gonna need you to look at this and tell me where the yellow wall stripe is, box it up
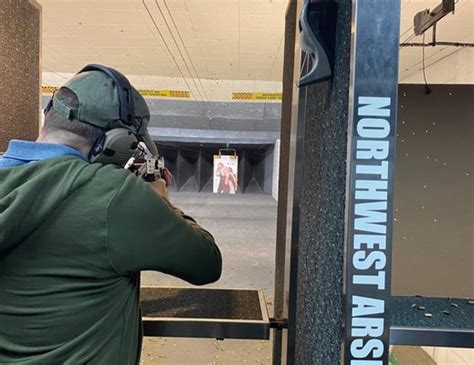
[233,92,282,100]
[42,86,58,94]
[137,89,190,98]
[42,86,190,99]
[42,87,282,101]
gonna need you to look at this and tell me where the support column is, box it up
[0,0,41,151]
[278,0,400,363]
[282,0,353,363]
[343,1,400,364]
[272,1,297,363]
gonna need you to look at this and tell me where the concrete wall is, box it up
[42,96,281,144]
[43,72,284,103]
[0,0,41,151]
[42,97,281,131]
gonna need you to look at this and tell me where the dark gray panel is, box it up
[263,147,274,195]
[141,287,270,340]
[239,150,264,194]
[251,151,266,194]
[198,151,214,192]
[176,149,199,192]
[392,84,474,298]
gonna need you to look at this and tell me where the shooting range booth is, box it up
[0,1,471,364]
[138,1,473,364]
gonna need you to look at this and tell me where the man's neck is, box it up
[36,133,91,158]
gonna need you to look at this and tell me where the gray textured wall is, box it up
[0,0,41,151]
[392,84,474,298]
[43,96,281,144]
[42,97,281,133]
[290,1,352,364]
[147,99,281,132]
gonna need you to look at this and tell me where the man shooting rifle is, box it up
[0,64,222,364]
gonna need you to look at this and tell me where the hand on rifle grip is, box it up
[163,168,173,187]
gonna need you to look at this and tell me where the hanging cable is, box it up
[162,0,210,102]
[401,45,446,76]
[43,66,69,81]
[400,30,471,74]
[402,0,412,11]
[153,0,207,104]
[400,32,448,75]
[400,26,415,41]
[400,46,461,82]
[422,47,462,71]
[182,1,211,78]
[401,41,474,47]
[141,0,206,115]
[299,52,309,78]
[422,33,431,94]
[267,35,284,80]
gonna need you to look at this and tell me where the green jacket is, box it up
[0,156,222,364]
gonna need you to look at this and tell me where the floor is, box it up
[391,346,436,365]
[140,192,437,365]
[141,192,277,298]
[141,192,276,365]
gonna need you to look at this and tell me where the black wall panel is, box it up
[392,84,473,298]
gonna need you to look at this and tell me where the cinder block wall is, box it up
[0,0,41,151]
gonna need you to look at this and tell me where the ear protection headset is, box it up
[80,64,142,165]
[45,64,144,166]
[79,64,137,126]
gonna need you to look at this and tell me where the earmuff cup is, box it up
[90,128,139,166]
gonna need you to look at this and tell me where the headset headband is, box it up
[77,64,136,126]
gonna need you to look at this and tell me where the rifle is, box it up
[124,141,166,182]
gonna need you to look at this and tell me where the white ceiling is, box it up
[39,0,287,82]
[38,0,473,96]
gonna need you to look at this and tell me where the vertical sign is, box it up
[344,1,400,365]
